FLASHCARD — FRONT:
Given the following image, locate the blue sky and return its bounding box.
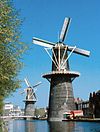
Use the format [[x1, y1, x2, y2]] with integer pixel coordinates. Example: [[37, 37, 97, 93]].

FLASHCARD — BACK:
[[5, 0, 100, 108]]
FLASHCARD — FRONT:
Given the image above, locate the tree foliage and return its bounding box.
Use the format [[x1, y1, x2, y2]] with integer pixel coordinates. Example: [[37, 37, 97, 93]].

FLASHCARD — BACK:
[[0, 0, 27, 110]]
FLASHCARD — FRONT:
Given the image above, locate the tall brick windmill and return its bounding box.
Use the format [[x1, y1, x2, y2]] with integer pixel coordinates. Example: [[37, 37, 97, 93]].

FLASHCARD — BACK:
[[33, 17, 90, 121]]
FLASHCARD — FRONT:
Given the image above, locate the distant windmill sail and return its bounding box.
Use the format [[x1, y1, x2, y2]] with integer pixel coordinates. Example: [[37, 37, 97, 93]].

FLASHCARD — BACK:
[[24, 78, 30, 87], [22, 77, 42, 101], [32, 81, 42, 88]]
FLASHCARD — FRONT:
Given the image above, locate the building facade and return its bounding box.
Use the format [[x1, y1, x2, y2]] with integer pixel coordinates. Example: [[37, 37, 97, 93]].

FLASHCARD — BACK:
[[75, 90, 100, 118], [89, 90, 100, 118], [4, 102, 23, 116]]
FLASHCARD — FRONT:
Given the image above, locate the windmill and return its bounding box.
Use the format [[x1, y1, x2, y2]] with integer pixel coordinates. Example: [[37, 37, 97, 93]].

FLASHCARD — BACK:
[[33, 17, 90, 121], [22, 77, 41, 117]]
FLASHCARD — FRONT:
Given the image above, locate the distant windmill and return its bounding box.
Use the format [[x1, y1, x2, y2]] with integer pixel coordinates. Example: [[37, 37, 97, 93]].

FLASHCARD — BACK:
[[22, 77, 41, 117], [33, 17, 90, 121]]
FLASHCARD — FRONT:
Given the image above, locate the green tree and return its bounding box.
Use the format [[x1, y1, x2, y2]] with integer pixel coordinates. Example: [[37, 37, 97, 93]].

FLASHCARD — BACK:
[[0, 0, 27, 114]]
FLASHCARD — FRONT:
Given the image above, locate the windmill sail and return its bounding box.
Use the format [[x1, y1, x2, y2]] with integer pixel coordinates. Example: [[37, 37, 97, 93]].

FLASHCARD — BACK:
[[33, 37, 55, 48], [59, 17, 71, 43], [24, 78, 30, 87], [68, 46, 90, 57], [32, 81, 42, 88]]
